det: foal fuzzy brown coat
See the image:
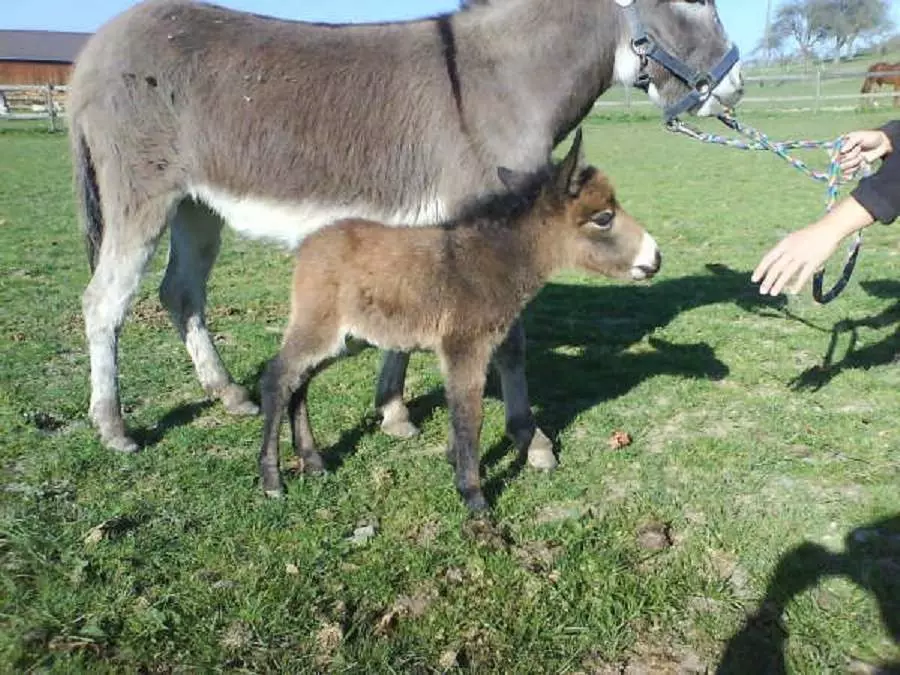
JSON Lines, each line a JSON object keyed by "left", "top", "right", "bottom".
{"left": 258, "top": 130, "right": 660, "bottom": 510}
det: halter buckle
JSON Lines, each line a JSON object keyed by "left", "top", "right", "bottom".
{"left": 631, "top": 35, "right": 653, "bottom": 57}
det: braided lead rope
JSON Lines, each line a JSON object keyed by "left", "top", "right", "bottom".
{"left": 666, "top": 113, "right": 869, "bottom": 303}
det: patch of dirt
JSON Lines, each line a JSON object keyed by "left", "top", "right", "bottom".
{"left": 220, "top": 620, "right": 252, "bottom": 652}
{"left": 535, "top": 501, "right": 593, "bottom": 525}
{"left": 23, "top": 410, "right": 68, "bottom": 433}
{"left": 374, "top": 586, "right": 438, "bottom": 637}
{"left": 708, "top": 549, "right": 753, "bottom": 600}
{"left": 512, "top": 539, "right": 563, "bottom": 575}
{"left": 437, "top": 648, "right": 460, "bottom": 671}
{"left": 462, "top": 516, "right": 512, "bottom": 551}
{"left": 609, "top": 430, "right": 633, "bottom": 450}
{"left": 313, "top": 622, "right": 343, "bottom": 668}
{"left": 131, "top": 297, "right": 169, "bottom": 328}
{"left": 580, "top": 640, "right": 708, "bottom": 675}
{"left": 636, "top": 521, "right": 675, "bottom": 552}
{"left": 407, "top": 519, "right": 441, "bottom": 546}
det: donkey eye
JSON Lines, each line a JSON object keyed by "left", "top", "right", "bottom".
{"left": 590, "top": 210, "right": 614, "bottom": 229}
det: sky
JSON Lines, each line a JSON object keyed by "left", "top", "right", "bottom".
{"left": 3, "top": 1, "right": 900, "bottom": 60}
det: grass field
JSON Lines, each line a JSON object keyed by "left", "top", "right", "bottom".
{"left": 1, "top": 110, "right": 898, "bottom": 673}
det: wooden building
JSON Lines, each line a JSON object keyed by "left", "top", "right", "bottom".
{"left": 0, "top": 30, "right": 91, "bottom": 85}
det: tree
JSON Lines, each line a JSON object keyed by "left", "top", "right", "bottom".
{"left": 816, "top": 0, "right": 893, "bottom": 60}
{"left": 772, "top": 0, "right": 830, "bottom": 66}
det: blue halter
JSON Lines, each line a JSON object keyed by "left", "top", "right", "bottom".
{"left": 616, "top": 0, "right": 741, "bottom": 122}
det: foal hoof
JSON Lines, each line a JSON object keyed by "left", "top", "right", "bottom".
{"left": 221, "top": 384, "right": 260, "bottom": 416}
{"left": 105, "top": 435, "right": 140, "bottom": 454}
{"left": 526, "top": 429, "right": 557, "bottom": 471}
{"left": 264, "top": 488, "right": 285, "bottom": 499}
{"left": 463, "top": 490, "right": 489, "bottom": 512}
{"left": 298, "top": 452, "right": 326, "bottom": 475}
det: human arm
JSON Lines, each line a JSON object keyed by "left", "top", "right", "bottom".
{"left": 849, "top": 120, "right": 900, "bottom": 225}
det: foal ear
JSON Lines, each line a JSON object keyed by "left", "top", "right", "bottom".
{"left": 557, "top": 128, "right": 585, "bottom": 196}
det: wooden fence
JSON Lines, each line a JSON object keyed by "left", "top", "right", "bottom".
{"left": 597, "top": 68, "right": 900, "bottom": 115}
{"left": 0, "top": 84, "right": 67, "bottom": 131}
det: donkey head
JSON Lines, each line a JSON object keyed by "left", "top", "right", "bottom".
{"left": 499, "top": 129, "right": 661, "bottom": 282}
{"left": 614, "top": 0, "right": 744, "bottom": 120}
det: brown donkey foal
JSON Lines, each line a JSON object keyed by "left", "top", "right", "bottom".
{"left": 259, "top": 130, "right": 661, "bottom": 511}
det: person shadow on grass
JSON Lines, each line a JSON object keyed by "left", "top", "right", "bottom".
{"left": 791, "top": 279, "right": 900, "bottom": 392}
{"left": 717, "top": 514, "right": 900, "bottom": 674}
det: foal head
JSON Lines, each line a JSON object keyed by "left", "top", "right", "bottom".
{"left": 498, "top": 129, "right": 661, "bottom": 282}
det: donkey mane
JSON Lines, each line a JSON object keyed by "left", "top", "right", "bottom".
{"left": 446, "top": 164, "right": 601, "bottom": 228}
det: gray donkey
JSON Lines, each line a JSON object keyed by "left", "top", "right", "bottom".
{"left": 69, "top": 0, "right": 742, "bottom": 462}
{"left": 260, "top": 129, "right": 660, "bottom": 510}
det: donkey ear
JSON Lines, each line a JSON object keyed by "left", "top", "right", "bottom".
{"left": 497, "top": 166, "right": 528, "bottom": 193}
{"left": 557, "top": 128, "right": 585, "bottom": 196}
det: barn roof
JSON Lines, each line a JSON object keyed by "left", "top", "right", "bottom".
{"left": 0, "top": 30, "right": 91, "bottom": 63}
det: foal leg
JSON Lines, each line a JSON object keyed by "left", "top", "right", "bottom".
{"left": 82, "top": 196, "right": 172, "bottom": 452}
{"left": 491, "top": 318, "right": 557, "bottom": 470}
{"left": 259, "top": 328, "right": 339, "bottom": 497}
{"left": 375, "top": 350, "right": 419, "bottom": 438}
{"left": 287, "top": 356, "right": 339, "bottom": 475}
{"left": 439, "top": 340, "right": 490, "bottom": 512}
{"left": 159, "top": 200, "right": 257, "bottom": 415}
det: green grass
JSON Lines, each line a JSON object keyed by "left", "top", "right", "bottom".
{"left": 1, "top": 111, "right": 898, "bottom": 672}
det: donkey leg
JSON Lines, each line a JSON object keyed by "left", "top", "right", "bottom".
{"left": 492, "top": 319, "right": 557, "bottom": 470}
{"left": 440, "top": 341, "right": 490, "bottom": 512}
{"left": 159, "top": 200, "right": 258, "bottom": 415}
{"left": 375, "top": 350, "right": 419, "bottom": 439}
{"left": 82, "top": 199, "right": 171, "bottom": 452}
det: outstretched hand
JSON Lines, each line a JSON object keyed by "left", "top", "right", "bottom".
{"left": 752, "top": 197, "right": 875, "bottom": 297}
{"left": 752, "top": 222, "right": 843, "bottom": 296}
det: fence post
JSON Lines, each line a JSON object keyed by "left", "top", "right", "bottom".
{"left": 814, "top": 68, "right": 822, "bottom": 114}
{"left": 47, "top": 84, "right": 59, "bottom": 132}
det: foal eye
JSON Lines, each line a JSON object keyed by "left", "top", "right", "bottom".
{"left": 590, "top": 210, "right": 615, "bottom": 229}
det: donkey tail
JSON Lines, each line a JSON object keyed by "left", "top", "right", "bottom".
{"left": 72, "top": 129, "right": 104, "bottom": 273}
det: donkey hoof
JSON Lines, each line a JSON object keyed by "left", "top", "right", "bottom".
{"left": 105, "top": 435, "right": 140, "bottom": 453}
{"left": 264, "top": 487, "right": 285, "bottom": 499}
{"left": 381, "top": 419, "right": 420, "bottom": 439}
{"left": 220, "top": 384, "right": 259, "bottom": 416}
{"left": 526, "top": 429, "right": 557, "bottom": 471}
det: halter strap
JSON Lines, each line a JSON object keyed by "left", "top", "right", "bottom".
{"left": 615, "top": 0, "right": 740, "bottom": 122}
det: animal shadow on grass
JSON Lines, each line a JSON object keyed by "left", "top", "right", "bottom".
{"left": 717, "top": 514, "right": 900, "bottom": 674}
{"left": 474, "top": 262, "right": 784, "bottom": 502}
{"left": 131, "top": 400, "right": 215, "bottom": 447}
{"left": 791, "top": 280, "right": 900, "bottom": 392}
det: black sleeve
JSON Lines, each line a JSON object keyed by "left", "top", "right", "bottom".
{"left": 851, "top": 120, "right": 900, "bottom": 224}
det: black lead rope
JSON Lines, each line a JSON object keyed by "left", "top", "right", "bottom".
{"left": 812, "top": 237, "right": 863, "bottom": 304}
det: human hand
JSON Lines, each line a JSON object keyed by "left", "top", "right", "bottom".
{"left": 838, "top": 129, "right": 892, "bottom": 179}
{"left": 752, "top": 197, "right": 874, "bottom": 296}
{"left": 752, "top": 222, "right": 843, "bottom": 296}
